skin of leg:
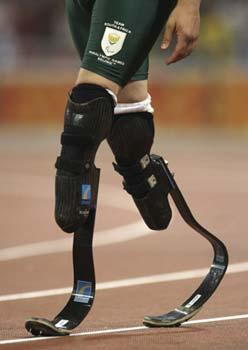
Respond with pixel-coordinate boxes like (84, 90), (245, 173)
(117, 80), (148, 103)
(76, 69), (148, 104)
(76, 68), (121, 96)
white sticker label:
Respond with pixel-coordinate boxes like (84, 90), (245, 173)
(101, 27), (127, 57)
(185, 294), (202, 309)
(55, 319), (69, 328)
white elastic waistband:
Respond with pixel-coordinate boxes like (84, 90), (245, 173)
(106, 89), (118, 105)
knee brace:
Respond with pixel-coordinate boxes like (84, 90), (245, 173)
(55, 84), (115, 233)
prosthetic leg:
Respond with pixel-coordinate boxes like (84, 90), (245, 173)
(25, 93), (228, 336)
(141, 155), (228, 327)
(25, 84), (115, 336)
(109, 98), (228, 327)
(115, 153), (228, 327)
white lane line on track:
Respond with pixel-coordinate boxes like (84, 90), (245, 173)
(0, 180), (152, 262)
(0, 221), (152, 262)
(0, 182), (150, 262)
(0, 261), (247, 303)
(1, 314), (248, 345)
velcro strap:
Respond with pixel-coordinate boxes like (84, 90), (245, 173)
(113, 162), (139, 177)
(55, 156), (84, 174)
(123, 174), (157, 196)
(61, 132), (83, 146)
(113, 162), (148, 178)
(113, 154), (151, 177)
(61, 132), (94, 147)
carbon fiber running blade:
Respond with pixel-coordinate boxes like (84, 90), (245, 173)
(143, 308), (201, 327)
(25, 209), (97, 337)
(143, 156), (228, 328)
(50, 210), (96, 333)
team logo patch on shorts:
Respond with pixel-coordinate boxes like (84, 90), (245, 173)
(101, 27), (127, 57)
(74, 280), (92, 304)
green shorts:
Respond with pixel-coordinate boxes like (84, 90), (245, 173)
(66, 0), (176, 86)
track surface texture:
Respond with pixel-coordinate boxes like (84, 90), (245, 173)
(0, 126), (247, 349)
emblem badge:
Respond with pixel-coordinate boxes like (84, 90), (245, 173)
(81, 184), (91, 205)
(101, 27), (127, 57)
(74, 280), (92, 304)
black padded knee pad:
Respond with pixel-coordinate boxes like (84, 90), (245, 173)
(107, 111), (154, 166)
(113, 154), (172, 230)
(55, 84), (114, 233)
(62, 84), (115, 154)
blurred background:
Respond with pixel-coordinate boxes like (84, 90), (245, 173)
(0, 0), (247, 128)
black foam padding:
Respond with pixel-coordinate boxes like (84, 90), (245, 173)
(71, 83), (115, 110)
(63, 95), (114, 151)
(108, 111), (154, 166)
(58, 84), (115, 168)
(55, 174), (83, 233)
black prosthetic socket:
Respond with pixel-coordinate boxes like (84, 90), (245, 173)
(114, 154), (172, 230)
(55, 84), (114, 233)
(108, 111), (172, 230)
(108, 111), (154, 166)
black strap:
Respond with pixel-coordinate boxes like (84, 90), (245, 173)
(55, 156), (87, 175)
(61, 131), (95, 148)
